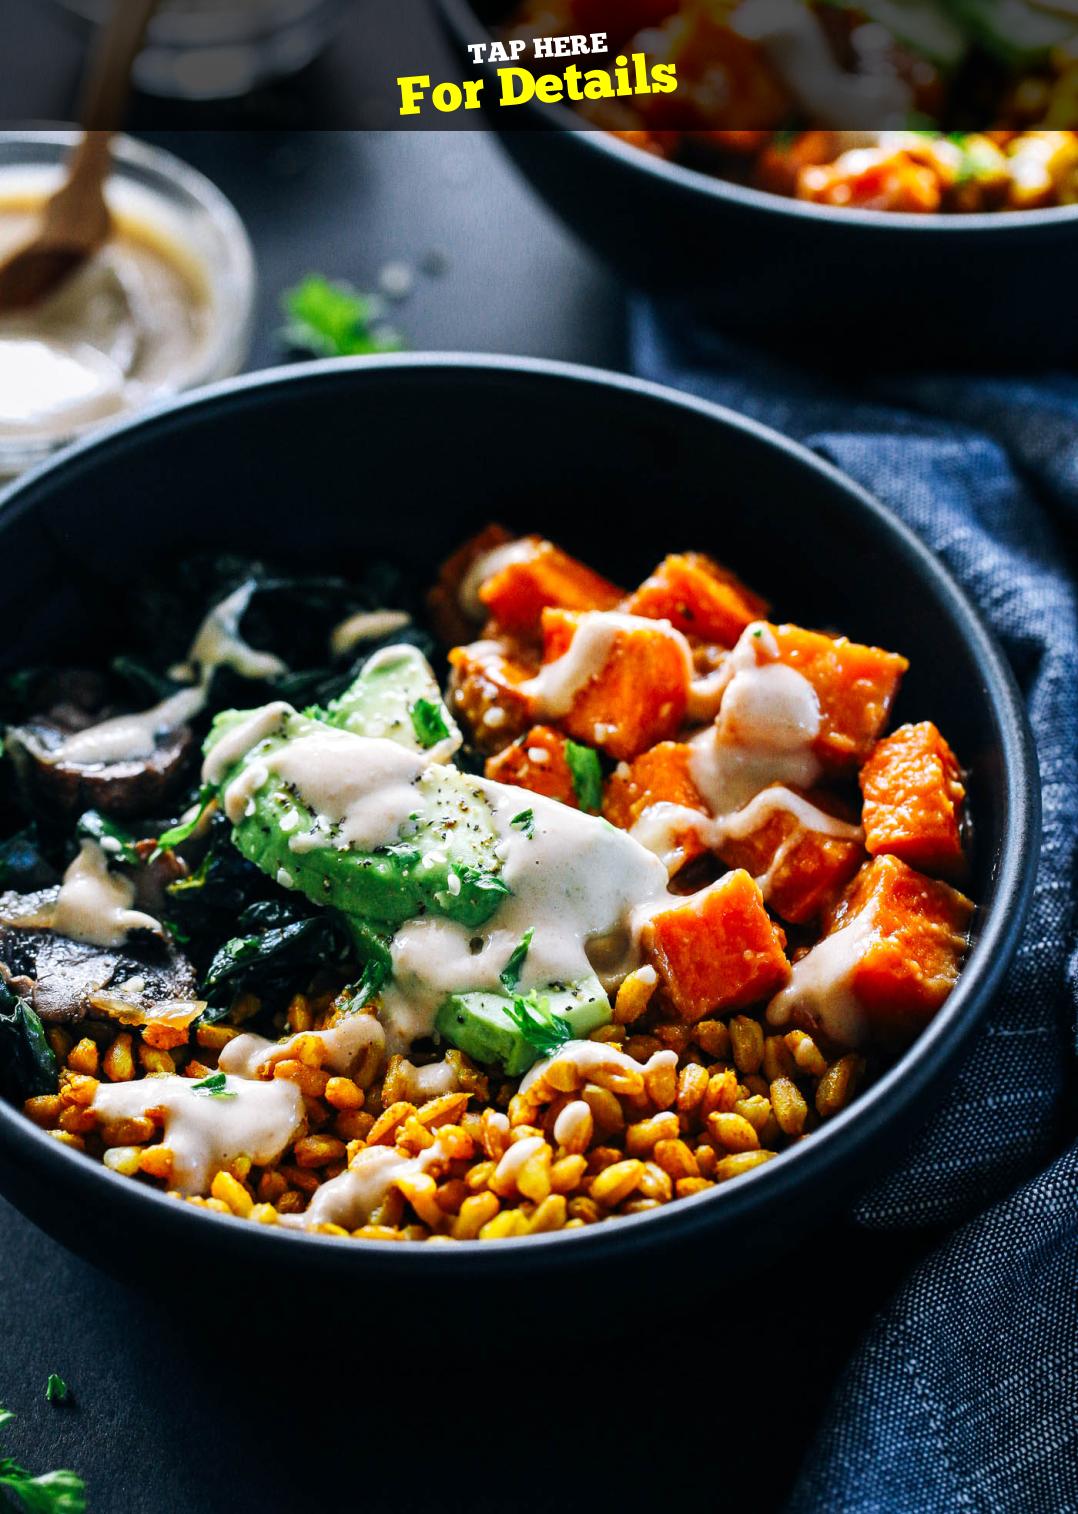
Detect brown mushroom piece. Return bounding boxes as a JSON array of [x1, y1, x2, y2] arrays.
[[0, 890, 200, 1025], [5, 709, 198, 821]]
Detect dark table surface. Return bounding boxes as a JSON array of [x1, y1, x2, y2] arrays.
[[1, 17, 942, 1513]]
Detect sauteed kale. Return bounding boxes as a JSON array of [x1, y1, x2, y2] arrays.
[[0, 555, 435, 1100]]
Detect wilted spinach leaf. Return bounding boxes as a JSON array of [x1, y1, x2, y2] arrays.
[[0, 984, 58, 1102]]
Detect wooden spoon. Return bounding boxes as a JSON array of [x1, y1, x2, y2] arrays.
[[0, 0, 159, 314]]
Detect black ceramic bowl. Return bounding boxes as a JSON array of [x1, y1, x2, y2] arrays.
[[0, 355, 1037, 1309], [438, 0, 1078, 368]]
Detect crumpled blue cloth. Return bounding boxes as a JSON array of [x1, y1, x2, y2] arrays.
[[633, 301, 1078, 1512]]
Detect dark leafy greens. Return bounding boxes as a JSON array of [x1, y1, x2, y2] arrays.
[[0, 985, 58, 1103]]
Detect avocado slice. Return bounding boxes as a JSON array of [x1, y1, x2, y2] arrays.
[[204, 707, 508, 930], [324, 644, 462, 763], [434, 977, 611, 1076]]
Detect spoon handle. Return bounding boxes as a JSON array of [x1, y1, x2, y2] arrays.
[[79, 0, 160, 133]]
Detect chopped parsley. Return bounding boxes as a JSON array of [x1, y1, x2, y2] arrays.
[[564, 740, 603, 814], [510, 808, 535, 838], [151, 785, 216, 860], [191, 1072, 236, 1100], [45, 1376, 69, 1406], [505, 993, 572, 1057], [499, 928, 534, 994], [0, 1405, 85, 1513], [409, 697, 450, 750], [281, 275, 402, 359], [341, 956, 389, 1012]]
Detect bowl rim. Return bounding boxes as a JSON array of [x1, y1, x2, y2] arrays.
[[0, 351, 1040, 1276], [436, 0, 1078, 236]]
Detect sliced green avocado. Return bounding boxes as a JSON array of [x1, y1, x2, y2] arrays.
[[324, 644, 462, 761], [204, 707, 508, 930], [435, 977, 611, 1076]]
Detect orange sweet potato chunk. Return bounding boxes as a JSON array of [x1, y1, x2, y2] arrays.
[[716, 787, 866, 925], [479, 540, 623, 639], [838, 854, 972, 1041], [539, 608, 691, 761], [447, 639, 538, 754], [625, 552, 769, 646], [428, 523, 514, 645], [603, 742, 708, 872], [860, 722, 966, 878], [486, 726, 579, 808], [767, 623, 908, 769], [644, 869, 790, 1021]]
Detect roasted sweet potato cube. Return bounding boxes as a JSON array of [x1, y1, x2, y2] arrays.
[[428, 523, 514, 645], [716, 786, 865, 925], [447, 639, 538, 754], [860, 722, 966, 877], [643, 869, 790, 1021], [537, 609, 691, 761], [485, 725, 579, 808], [767, 854, 973, 1048], [603, 742, 708, 872], [625, 552, 768, 646], [766, 623, 908, 769], [479, 540, 623, 639]]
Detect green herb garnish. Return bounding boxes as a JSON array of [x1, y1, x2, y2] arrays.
[[191, 1072, 236, 1100], [409, 697, 450, 750], [341, 957, 389, 1013], [45, 1376, 69, 1406], [505, 993, 572, 1057], [564, 740, 603, 814], [499, 928, 534, 994], [0, 1405, 85, 1513], [151, 785, 216, 860], [77, 811, 139, 866], [281, 275, 402, 359], [510, 808, 535, 838]]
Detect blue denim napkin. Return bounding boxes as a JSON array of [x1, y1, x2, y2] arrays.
[[633, 301, 1078, 1511]]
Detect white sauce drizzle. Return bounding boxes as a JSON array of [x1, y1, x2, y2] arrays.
[[299, 1125, 462, 1230], [49, 839, 163, 947], [55, 685, 205, 766], [766, 904, 879, 1047], [219, 1014, 385, 1086], [54, 582, 289, 769], [329, 609, 412, 660], [91, 1073, 305, 1195], [521, 610, 693, 721], [520, 1039, 678, 1094], [458, 538, 534, 619], [688, 623, 822, 815]]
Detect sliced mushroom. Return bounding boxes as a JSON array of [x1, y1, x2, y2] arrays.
[[0, 896, 199, 1025], [6, 717, 197, 821]]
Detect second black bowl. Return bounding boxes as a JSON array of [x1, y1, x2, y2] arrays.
[[438, 0, 1078, 368]]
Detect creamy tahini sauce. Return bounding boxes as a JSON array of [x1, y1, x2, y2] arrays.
[[458, 538, 535, 619], [329, 609, 412, 659], [53, 583, 288, 770], [630, 785, 862, 886], [521, 610, 693, 721], [0, 198, 212, 444], [766, 905, 879, 1047], [689, 623, 821, 815], [520, 1038, 678, 1093], [91, 1072, 305, 1194], [220, 1013, 385, 1085], [56, 686, 204, 766], [48, 839, 163, 947]]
